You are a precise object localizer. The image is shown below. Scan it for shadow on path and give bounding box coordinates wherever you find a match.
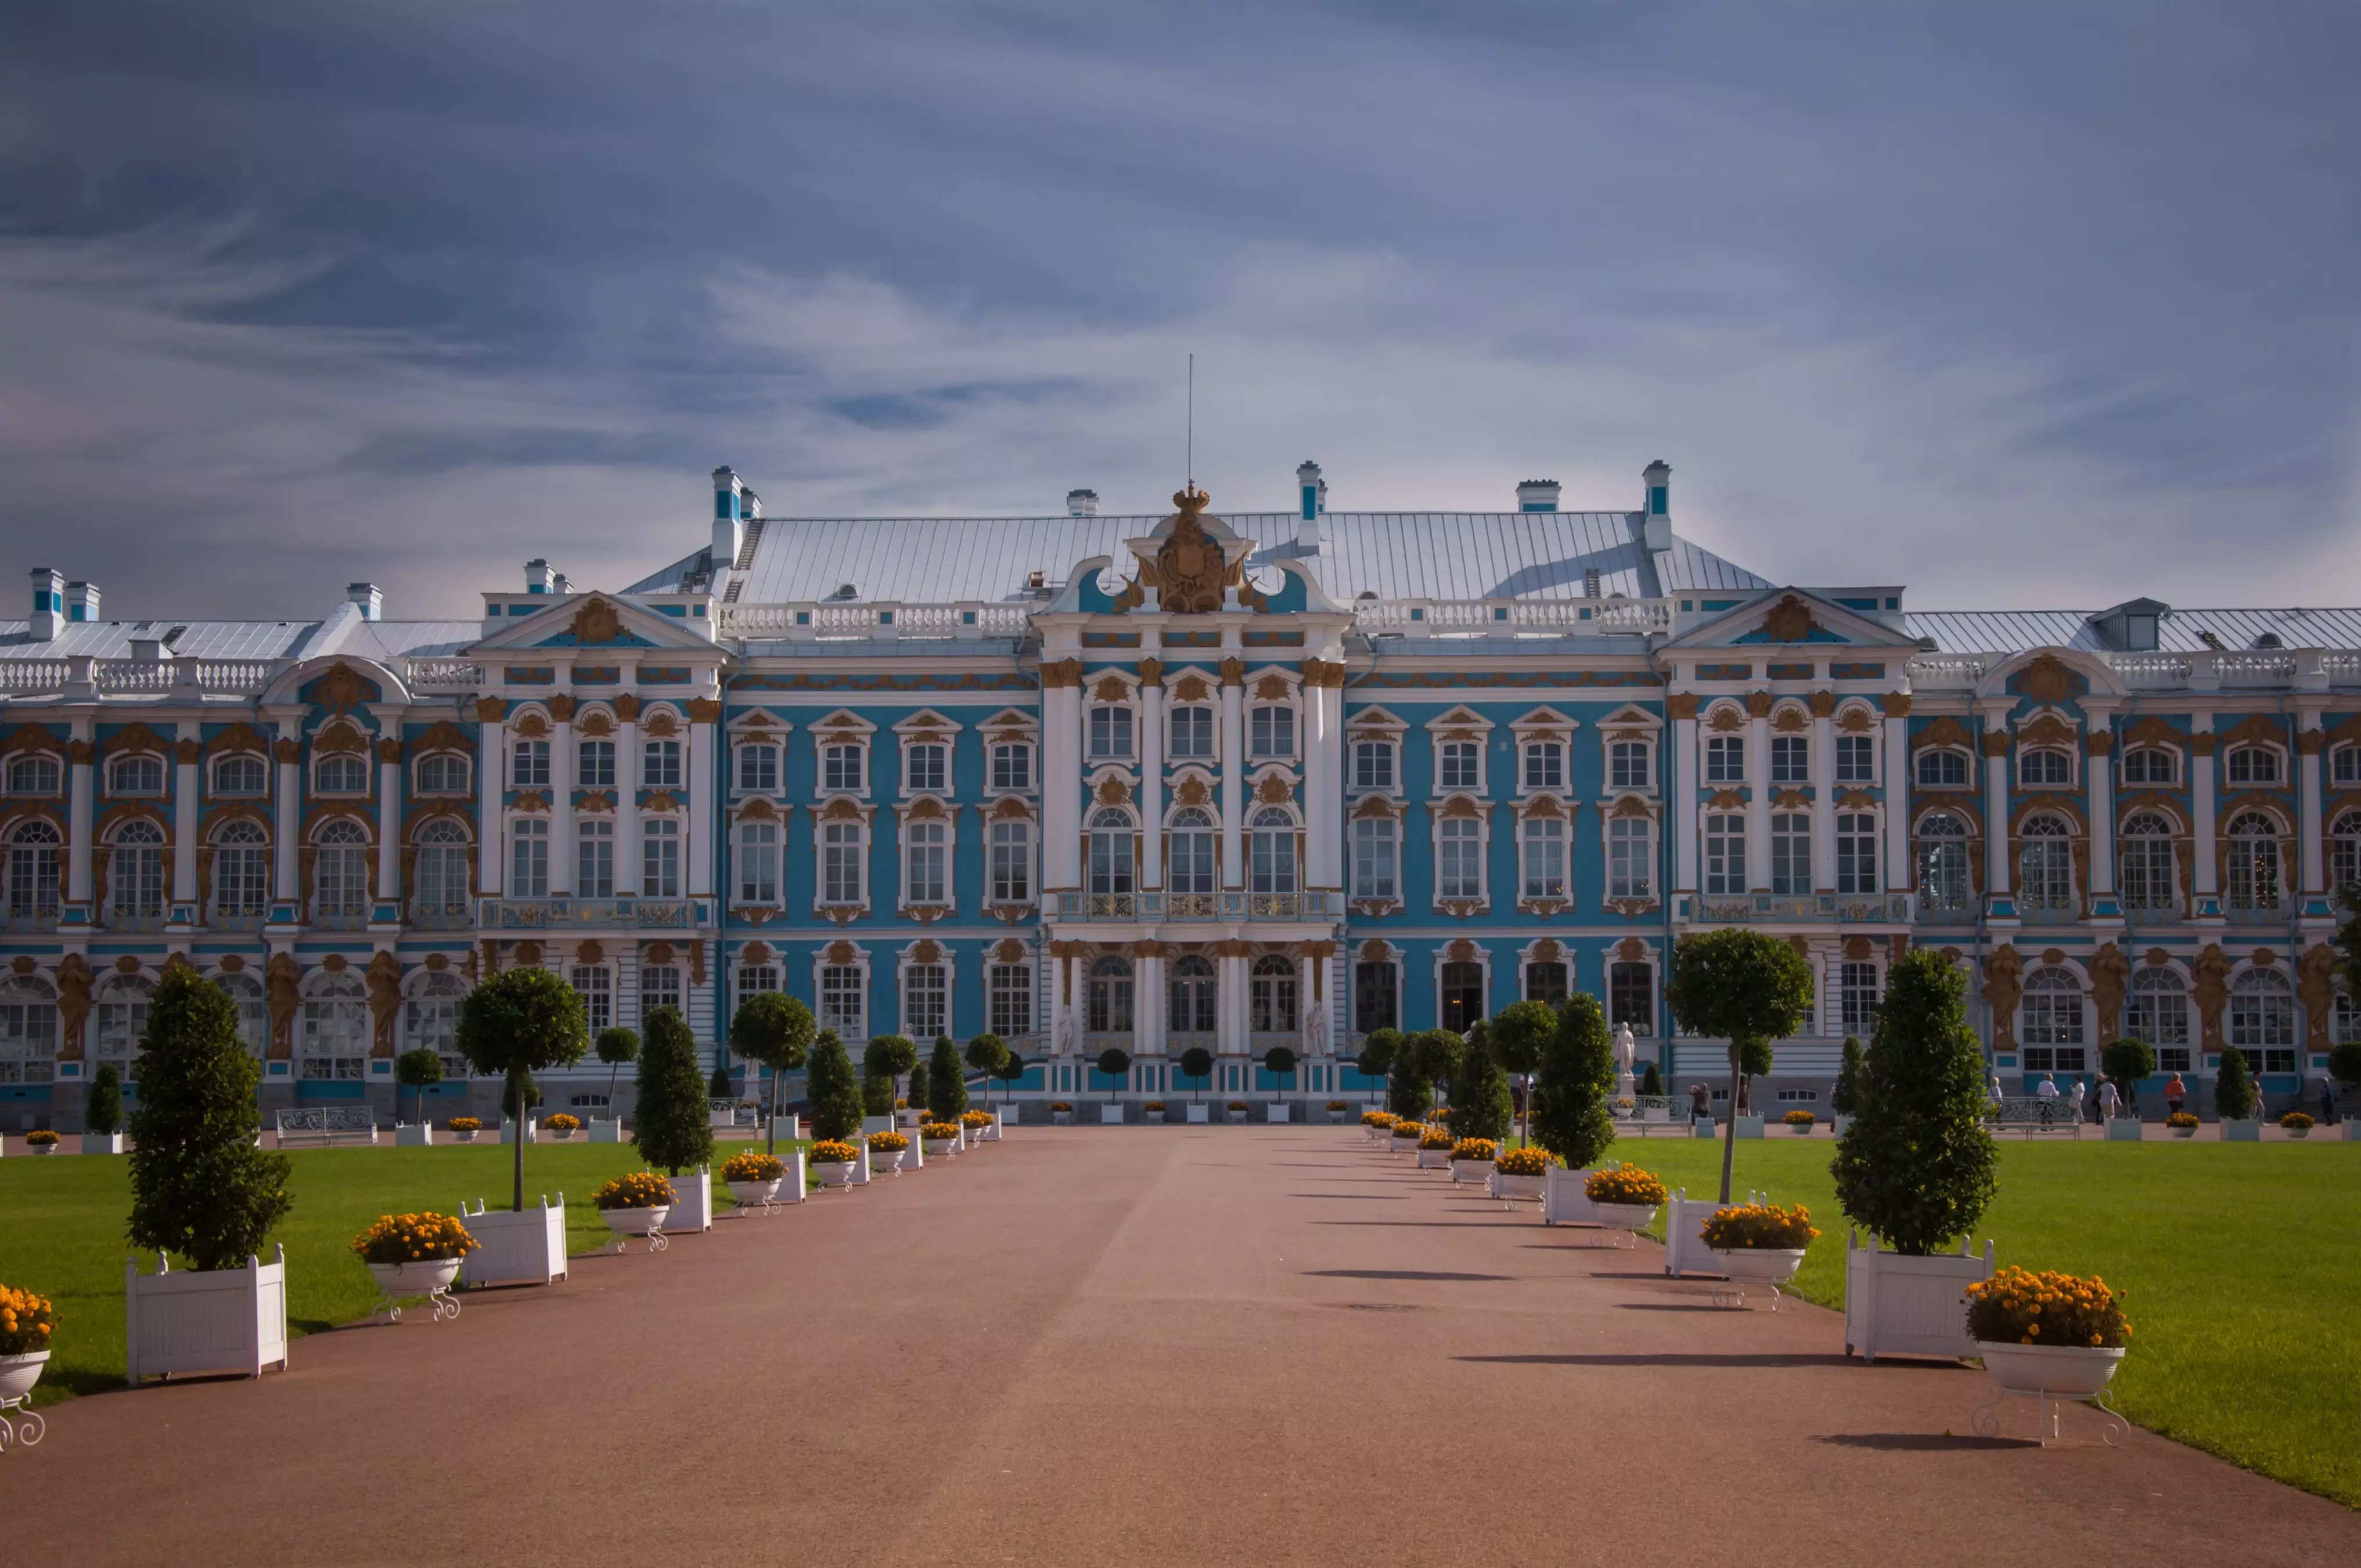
[1309,1268,1513,1282]
[1459,1353,1857,1368]
[1820,1433,2034,1451]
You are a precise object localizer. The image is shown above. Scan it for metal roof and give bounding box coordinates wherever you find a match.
[0,619,485,662]
[1907,607,2361,654]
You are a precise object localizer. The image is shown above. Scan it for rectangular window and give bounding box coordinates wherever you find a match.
[1610,962,1653,1034]
[1438,819,1482,900]
[570,965,612,1033]
[641,739,682,788]
[642,818,681,897]
[903,964,947,1040]
[1609,742,1651,790]
[1089,706,1133,759]
[1521,819,1566,899]
[1439,741,1481,791]
[989,964,1032,1037]
[905,820,947,905]
[1169,709,1214,760]
[2334,748,2361,787]
[1524,962,1568,1006]
[1770,813,1811,896]
[1352,817,1398,899]
[1834,734,1875,784]
[576,819,614,899]
[1608,816,1652,899]
[1835,812,1877,895]
[1840,961,1880,1037]
[512,740,550,788]
[905,743,946,794]
[510,819,549,897]
[1250,705,1294,759]
[737,823,779,904]
[1353,741,1395,791]
[1705,736,1745,783]
[642,964,682,1021]
[822,822,862,904]
[990,820,1031,903]
[1522,742,1564,792]
[577,740,616,789]
[736,744,779,794]
[823,745,863,792]
[1704,814,1746,896]
[820,965,863,1037]
[991,742,1033,790]
[1354,962,1397,1034]
[1770,736,1808,784]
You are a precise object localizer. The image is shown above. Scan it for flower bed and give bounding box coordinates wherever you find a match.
[0,1282,56,1355]
[1584,1165,1668,1207]
[867,1130,910,1152]
[1495,1146,1553,1177]
[1700,1202,1819,1250]
[544,1113,582,1133]
[2280,1112,2315,1131]
[348,1212,478,1266]
[1362,1111,1398,1128]
[592,1172,678,1211]
[721,1151,787,1184]
[447,1117,482,1133]
[1449,1137,1498,1162]
[808,1140,861,1163]
[1966,1266,2130,1349]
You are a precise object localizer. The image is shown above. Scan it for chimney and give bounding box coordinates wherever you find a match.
[713,466,746,572]
[1641,460,1672,552]
[346,582,383,621]
[1295,461,1326,521]
[66,581,100,622]
[1517,480,1561,514]
[1066,489,1099,517]
[28,568,63,641]
[551,572,572,597]
[525,559,556,594]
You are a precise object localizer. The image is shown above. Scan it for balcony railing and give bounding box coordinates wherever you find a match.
[1682,891,1914,924]
[1355,597,1673,639]
[477,896,713,929]
[1054,890,1338,922]
[0,653,480,698]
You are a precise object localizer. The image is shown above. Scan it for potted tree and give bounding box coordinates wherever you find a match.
[1829,1036,1863,1137]
[454,967,588,1288]
[2216,1046,2260,1140]
[1358,1028,1403,1120]
[124,964,294,1380]
[1530,993,1617,1221]
[1488,1000,1554,1146]
[1666,930,1813,1203]
[1831,949,2000,1361]
[964,1032,1009,1134]
[81,1062,125,1154]
[991,1050,1027,1127]
[928,1035,969,1127]
[1178,1047,1214,1123]
[498,1070,541,1142]
[1444,1028,1513,1148]
[730,992,815,1157]
[1400,1029,1464,1125]
[866,1035,920,1126]
[2100,1037,2156,1140]
[590,1026,639,1142]
[1262,1045,1296,1122]
[806,1030,866,1185]
[1095,1047,1131,1123]
[637,1006,717,1232]
[394,1048,441,1146]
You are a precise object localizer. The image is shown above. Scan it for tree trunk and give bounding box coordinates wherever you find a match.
[1718,1046,1742,1205]
[510,1066,527,1213]
[764,1062,777,1156]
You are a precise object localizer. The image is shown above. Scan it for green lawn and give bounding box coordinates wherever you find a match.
[0,1139,811,1405]
[1564,1133,2360,1508]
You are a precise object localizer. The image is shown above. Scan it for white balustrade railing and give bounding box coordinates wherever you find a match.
[93,663,174,693]
[0,660,69,692]
[1903,654,1992,690]
[2104,653,2190,689]
[718,600,1035,639]
[1354,598,1673,636]
[404,658,482,689]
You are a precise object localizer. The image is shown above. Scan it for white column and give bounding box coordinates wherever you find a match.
[2298,713,2325,895]
[1219,664,1245,887]
[1672,702,1699,891]
[2191,719,2219,905]
[1745,698,1772,891]
[1303,663,1342,891]
[1809,697,1836,892]
[1138,670,1164,889]
[616,705,642,896]
[376,739,402,901]
[688,706,716,897]
[273,720,302,902]
[1136,949,1163,1057]
[1042,671,1081,892]
[67,730,95,908]
[1977,702,2011,899]
[478,709,505,896]
[1219,948,1248,1054]
[549,709,577,895]
[2085,707,2115,901]
[1882,695,1912,890]
[172,727,200,907]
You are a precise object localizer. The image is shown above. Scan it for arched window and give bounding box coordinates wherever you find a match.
[1086,954,1133,1034]
[312,752,369,795]
[415,752,469,794]
[108,755,164,795]
[1608,814,1653,899]
[299,969,367,1080]
[1916,812,1971,915]
[2019,965,2085,1073]
[642,960,683,1021]
[2228,968,2295,1075]
[2018,748,2073,787]
[1520,815,1566,900]
[1167,807,1215,898]
[819,960,865,1036]
[1351,816,1397,900]
[312,818,370,920]
[2226,812,2283,912]
[1250,954,1298,1033]
[404,971,467,1077]
[6,820,61,919]
[2120,747,2176,786]
[211,754,267,796]
[1914,749,1970,788]
[1250,807,1297,897]
[2335,744,2361,789]
[212,819,271,919]
[2226,745,2282,785]
[5,755,60,796]
[93,972,154,1070]
[1168,954,1217,1036]
[2017,814,2075,912]
[0,975,58,1082]
[413,818,470,918]
[737,820,780,904]
[109,819,166,921]
[1438,816,1484,900]
[1086,806,1136,906]
[2118,812,2176,914]
[2333,810,2361,896]
[2125,968,2190,1072]
[214,972,268,1057]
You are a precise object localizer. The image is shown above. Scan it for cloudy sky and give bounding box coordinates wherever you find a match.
[3,3,2357,623]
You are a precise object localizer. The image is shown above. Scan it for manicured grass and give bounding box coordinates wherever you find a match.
[1577,1134,2360,1508]
[0,1139,809,1405]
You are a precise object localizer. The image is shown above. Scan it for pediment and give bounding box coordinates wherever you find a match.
[1665,588,1909,653]
[467,593,715,655]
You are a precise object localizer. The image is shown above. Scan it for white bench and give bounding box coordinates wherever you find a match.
[274,1108,378,1148]
[1988,1097,2086,1140]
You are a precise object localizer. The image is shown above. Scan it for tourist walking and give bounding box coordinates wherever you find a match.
[2165,1072,2187,1116]
[2321,1078,2338,1127]
[2036,1072,2059,1127]
[2068,1078,2087,1126]
[2097,1077,2120,1124]
[1689,1083,1710,1122]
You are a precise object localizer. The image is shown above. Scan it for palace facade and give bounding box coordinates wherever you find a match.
[3,460,2353,1126]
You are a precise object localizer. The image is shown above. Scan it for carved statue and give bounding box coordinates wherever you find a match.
[1981,944,2022,1050]
[1615,1022,1636,1079]
[265,951,303,1059]
[1117,488,1248,614]
[2297,943,2337,1048]
[2191,943,2232,1052]
[2088,943,2129,1040]
[366,950,404,1056]
[55,953,93,1059]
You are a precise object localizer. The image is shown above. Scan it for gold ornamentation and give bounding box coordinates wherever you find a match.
[473,697,508,723]
[1761,595,1819,643]
[1665,693,1700,720]
[570,598,625,645]
[1136,658,1164,687]
[2191,733,2218,757]
[2192,944,2231,1051]
[1255,774,1292,804]
[272,738,301,764]
[174,738,202,765]
[264,952,300,1059]
[1772,706,1808,733]
[1040,658,1085,689]
[1095,777,1130,806]
[2016,654,2077,704]
[375,738,402,764]
[1132,486,1246,614]
[1981,945,2022,1051]
[315,663,373,711]
[1254,673,1291,702]
[1174,777,1210,806]
[2086,729,2115,755]
[2299,943,2336,1047]
[1219,657,1244,687]
[1744,691,1775,719]
[1843,936,1874,961]
[367,951,402,1056]
[2089,943,2128,1039]
[687,698,722,724]
[1880,692,1913,716]
[1807,691,1837,718]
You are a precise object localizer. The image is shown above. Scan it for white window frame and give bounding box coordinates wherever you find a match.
[211,753,268,797]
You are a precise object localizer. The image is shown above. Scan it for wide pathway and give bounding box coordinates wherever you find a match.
[4,1126,2355,1565]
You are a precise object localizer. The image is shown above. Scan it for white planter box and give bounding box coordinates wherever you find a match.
[771,1115,802,1144]
[1490,1172,1546,1203]
[897,1109,923,1128]
[1691,1118,1717,1138]
[2345,1120,2361,1141]
[2106,1118,2143,1141]
[1540,1166,1607,1224]
[1099,1103,1126,1125]
[81,1132,127,1154]
[589,1119,625,1144]
[459,1197,568,1288]
[125,1246,289,1382]
[2222,1119,2261,1142]
[1844,1230,1995,1362]
[1730,1116,1763,1140]
[499,1119,537,1144]
[1448,1159,1495,1184]
[862,1115,897,1138]
[1832,1114,1852,1137]
[1266,1102,1289,1123]
[780,1149,807,1199]
[1415,1147,1450,1168]
[394,1123,434,1147]
[665,1168,712,1232]
[1184,1104,1209,1124]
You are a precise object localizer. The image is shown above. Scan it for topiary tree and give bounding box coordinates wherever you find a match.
[1356,1026,1404,1083]
[85,1061,122,1138]
[1178,1046,1213,1102]
[805,1029,864,1142]
[1401,1028,1464,1118]
[730,992,814,1155]
[1638,1060,1664,1098]
[2215,1046,2256,1121]
[636,1005,717,1176]
[1830,949,1998,1255]
[457,966,588,1212]
[501,1070,541,1122]
[595,1026,639,1121]
[865,1034,920,1105]
[928,1036,969,1119]
[1443,1030,1512,1144]
[1667,929,1815,1203]
[992,1048,1027,1106]
[2330,1040,2361,1091]
[394,1047,442,1129]
[2100,1037,2157,1115]
[1829,1035,1865,1118]
[708,1066,733,1101]
[964,1033,1010,1105]
[125,965,291,1273]
[1096,1046,1131,1091]
[1263,1046,1297,1096]
[1488,1001,1555,1143]
[1530,991,1615,1169]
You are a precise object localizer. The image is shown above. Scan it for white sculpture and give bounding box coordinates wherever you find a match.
[1615,1023,1636,1079]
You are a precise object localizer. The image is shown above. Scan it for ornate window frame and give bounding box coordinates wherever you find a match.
[812,940,870,1040]
[1348,794,1403,917]
[1597,704,1662,798]
[811,709,874,801]
[1513,794,1572,914]
[728,709,790,798]
[980,708,1039,798]
[1430,794,1490,915]
[1510,705,1579,799]
[1424,707,1493,796]
[894,795,957,922]
[892,709,964,801]
[895,938,955,1043]
[1346,705,1406,799]
[812,795,874,921]
[1600,794,1660,912]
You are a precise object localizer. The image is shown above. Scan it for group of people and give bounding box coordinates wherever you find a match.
[2013,1070,2342,1125]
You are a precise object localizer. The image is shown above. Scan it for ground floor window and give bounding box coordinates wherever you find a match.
[989,963,1032,1037]
[1609,962,1653,1035]
[1354,962,1397,1034]
[1439,961,1484,1033]
[1523,961,1568,1007]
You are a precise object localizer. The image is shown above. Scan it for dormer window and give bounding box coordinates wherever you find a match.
[2226,745,2282,785]
[107,755,165,796]
[2121,747,2177,786]
[312,754,369,795]
[2018,748,2073,788]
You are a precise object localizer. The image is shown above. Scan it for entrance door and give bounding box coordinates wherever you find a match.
[1440,961,1485,1033]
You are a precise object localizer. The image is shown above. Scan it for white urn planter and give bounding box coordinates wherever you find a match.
[922,1137,955,1158]
[1145,1110,1166,1124]
[1052,1110,1072,1126]
[588,1118,625,1143]
[366,1257,463,1324]
[2171,1122,2198,1138]
[811,1160,859,1189]
[458,1196,568,1288]
[81,1132,128,1155]
[728,1177,784,1212]
[1844,1230,1995,1362]
[547,1127,578,1142]
[1592,1201,1658,1233]
[0,1349,49,1400]
[602,1205,671,1252]
[1709,1247,1808,1309]
[1448,1159,1496,1185]
[1327,1106,1348,1123]
[665,1168,712,1232]
[870,1144,910,1172]
[30,1140,59,1155]
[125,1246,290,1382]
[1976,1340,2125,1397]
[452,1129,480,1143]
[393,1123,434,1147]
